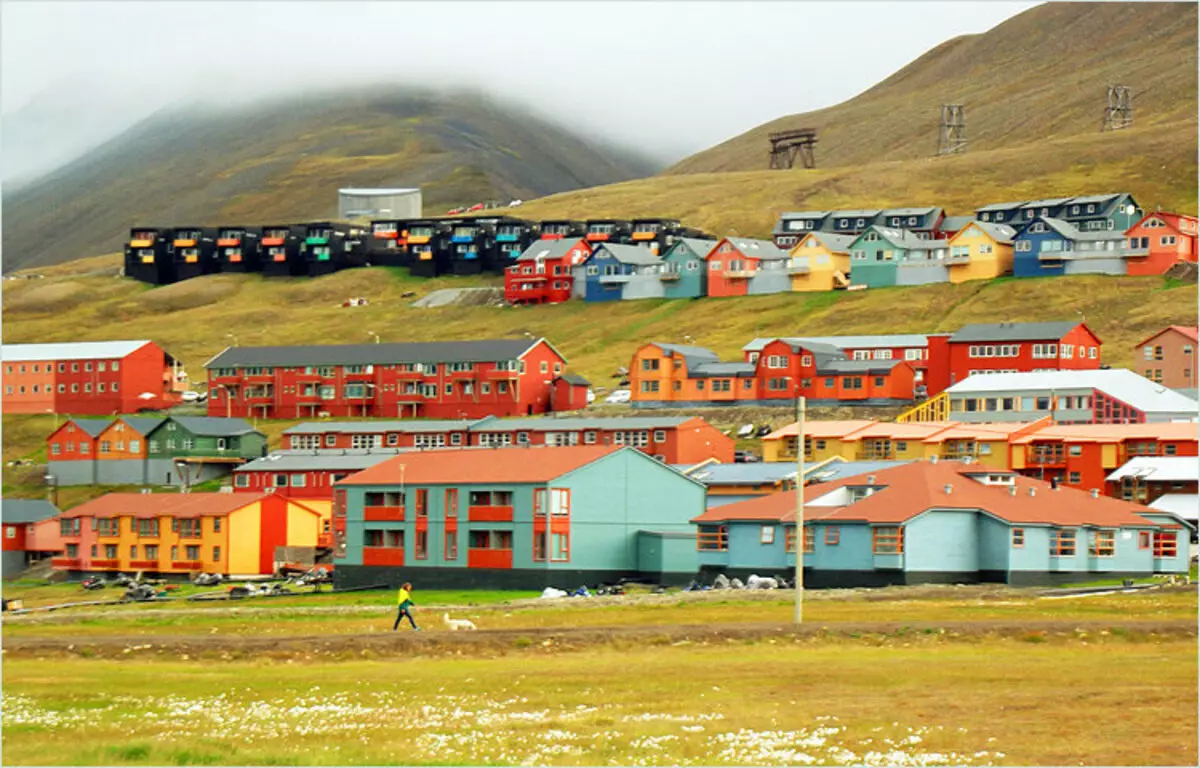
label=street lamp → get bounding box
[43,473,58,508]
[794,396,806,625]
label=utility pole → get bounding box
[794,395,806,624]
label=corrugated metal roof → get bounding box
[1020,198,1074,210]
[1026,216,1120,243]
[237,450,409,472]
[940,215,975,233]
[594,243,662,266]
[339,188,420,195]
[1067,193,1125,205]
[828,209,882,218]
[65,418,115,438]
[880,207,942,219]
[692,362,757,378]
[975,201,1029,213]
[804,460,915,484]
[677,463,798,485]
[1106,457,1199,483]
[862,226,943,250]
[284,420,478,435]
[949,321,1082,343]
[206,339,539,368]
[726,238,788,260]
[968,221,1018,243]
[800,232,857,252]
[165,417,261,437]
[516,239,586,262]
[1149,493,1199,522]
[816,359,903,375]
[665,238,717,259]
[556,373,591,386]
[945,370,1200,415]
[61,492,271,520]
[1,499,61,524]
[120,416,166,436]
[2,340,153,363]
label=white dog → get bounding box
[443,613,477,631]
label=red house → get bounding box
[925,321,1102,396]
[2,499,62,579]
[746,338,917,403]
[504,239,591,305]
[1125,212,1199,276]
[233,450,403,498]
[2,340,186,415]
[704,237,789,298]
[550,374,591,411]
[204,338,576,420]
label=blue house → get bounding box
[1013,216,1129,277]
[572,243,666,302]
[822,210,883,236]
[975,201,1028,227]
[1057,193,1142,234]
[659,238,715,299]
[878,207,945,239]
[1017,198,1075,226]
[692,459,1191,587]
[773,211,831,249]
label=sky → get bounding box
[0,0,1039,180]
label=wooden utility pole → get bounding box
[794,396,806,624]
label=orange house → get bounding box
[630,342,758,405]
[1125,212,1199,276]
[1136,325,1198,389]
[52,493,332,577]
[704,237,790,298]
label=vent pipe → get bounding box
[944,483,953,495]
[867,475,876,484]
[1090,488,1099,499]
[1008,485,1017,497]
[1028,487,1036,497]
[930,455,939,464]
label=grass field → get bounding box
[2,585,1196,766]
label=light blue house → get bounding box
[573,243,666,303]
[692,459,1190,587]
[333,444,707,590]
[848,226,950,288]
[658,238,715,299]
[1012,217,1129,277]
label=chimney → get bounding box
[1090,488,1099,498]
[1008,485,1017,497]
[944,483,953,495]
[1028,487,1036,497]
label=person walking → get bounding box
[393,582,420,631]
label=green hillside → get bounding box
[668,2,1197,174]
[1,88,658,273]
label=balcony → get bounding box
[364,506,405,522]
[243,373,274,384]
[129,238,154,248]
[468,505,514,522]
[659,272,681,281]
[305,237,330,246]
[449,369,477,380]
[90,559,119,569]
[486,368,520,380]
[363,547,405,567]
[173,239,197,248]
[724,269,757,279]
[171,561,204,571]
[944,253,972,264]
[244,390,275,403]
[129,560,159,570]
[217,238,241,247]
[598,273,632,284]
[261,237,286,247]
[631,232,657,241]
[467,548,513,569]
[295,370,323,381]
[344,369,375,381]
[51,558,81,569]
[373,231,399,240]
[857,450,897,461]
[786,260,811,275]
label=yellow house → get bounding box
[945,221,1017,284]
[761,420,877,462]
[787,232,854,292]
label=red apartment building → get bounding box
[924,321,1102,395]
[204,338,578,420]
[504,239,592,305]
[2,340,186,415]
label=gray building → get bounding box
[337,188,422,220]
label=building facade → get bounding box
[1136,326,1198,388]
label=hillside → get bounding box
[1,88,658,273]
[668,2,1198,174]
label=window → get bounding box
[1068,471,1081,484]
[1049,529,1076,557]
[872,526,903,554]
[144,544,159,561]
[213,546,221,562]
[1138,531,1151,550]
[365,530,385,548]
[653,429,667,443]
[415,489,428,517]
[760,525,775,545]
[1153,531,1177,558]
[185,545,200,561]
[470,530,513,550]
[1089,530,1115,557]
[415,530,428,560]
[824,527,840,546]
[641,358,660,372]
[129,545,137,560]
[444,530,458,560]
[1011,528,1024,548]
[213,518,221,533]
[235,474,250,488]
[106,544,118,559]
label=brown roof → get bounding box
[693,461,1170,529]
[61,492,270,519]
[337,445,624,486]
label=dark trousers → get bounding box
[393,606,416,630]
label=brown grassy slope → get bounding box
[481,121,1197,241]
[667,2,1198,174]
[3,257,1194,393]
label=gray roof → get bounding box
[858,225,942,250]
[975,201,1028,213]
[285,420,477,435]
[805,460,915,484]
[816,359,904,375]
[828,210,882,219]
[556,373,591,386]
[665,238,717,260]
[940,215,975,233]
[163,416,261,437]
[743,334,930,352]
[801,232,857,252]
[206,339,539,368]
[593,243,662,266]
[472,415,692,432]
[2,340,155,363]
[725,238,788,261]
[1020,198,1074,210]
[1149,494,1199,523]
[516,239,586,263]
[236,450,408,473]
[967,221,1018,243]
[691,361,757,378]
[1,499,61,524]
[675,463,798,486]
[654,343,721,373]
[944,370,1200,415]
[949,321,1082,343]
[1026,216,1119,243]
[122,416,166,436]
[779,210,831,220]
[67,418,115,438]
[1067,193,1127,206]
[880,207,942,219]
[1175,388,1199,402]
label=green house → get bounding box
[848,226,950,288]
[145,416,267,486]
[659,238,716,299]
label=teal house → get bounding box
[848,226,950,288]
[693,459,1191,587]
[659,238,716,299]
[145,416,267,485]
[332,444,706,589]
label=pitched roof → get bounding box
[692,361,758,378]
[284,420,479,435]
[939,215,975,233]
[665,238,717,259]
[1135,325,1199,347]
[743,334,930,353]
[652,343,721,373]
[336,444,625,485]
[949,321,1083,343]
[945,370,1200,416]
[960,221,1018,243]
[593,243,662,266]
[817,359,905,375]
[796,232,857,252]
[164,416,260,437]
[975,201,1029,213]
[1149,494,1199,523]
[879,207,942,219]
[237,450,409,472]
[62,418,114,439]
[2,499,61,524]
[828,209,881,219]
[555,373,592,387]
[1022,216,1119,243]
[804,460,916,484]
[471,415,690,431]
[724,238,788,261]
[1010,421,1199,445]
[2,340,154,363]
[764,420,879,440]
[693,460,1170,528]
[205,339,542,368]
[61,492,270,520]
[1106,457,1199,483]
[118,416,166,436]
[516,239,588,263]
[1067,193,1128,206]
[676,462,798,486]
[1020,198,1074,210]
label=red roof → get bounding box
[693,461,1170,529]
[61,492,271,519]
[1134,325,1199,348]
[337,445,624,486]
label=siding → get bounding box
[905,510,978,573]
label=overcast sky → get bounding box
[1,0,1039,173]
